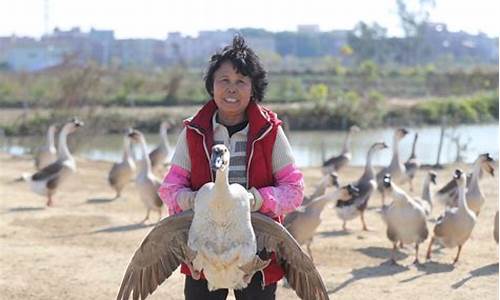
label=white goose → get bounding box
[322,125,360,174]
[27,118,83,206]
[426,169,476,264]
[435,153,495,216]
[148,121,172,172]
[117,144,329,300]
[382,174,429,264]
[284,184,359,260]
[34,124,58,170]
[128,130,163,223]
[108,129,136,199]
[376,128,409,206]
[335,142,387,231]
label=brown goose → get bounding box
[284,184,359,260]
[335,142,388,231]
[117,144,329,300]
[128,130,163,223]
[108,129,136,199]
[34,124,58,170]
[301,172,339,207]
[322,125,360,174]
[382,174,429,264]
[435,153,495,215]
[27,118,83,206]
[426,169,476,264]
[375,128,409,206]
[148,121,172,172]
[404,133,420,192]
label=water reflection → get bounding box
[1,124,498,168]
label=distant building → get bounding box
[5,44,68,71]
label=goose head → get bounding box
[372,142,388,152]
[62,117,84,134]
[211,144,230,172]
[428,171,437,185]
[337,184,360,200]
[478,153,496,176]
[329,172,340,188]
[395,128,409,140]
[160,121,170,135]
[127,129,146,144]
[453,168,466,188]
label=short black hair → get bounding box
[204,35,268,102]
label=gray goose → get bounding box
[382,174,429,264]
[322,125,360,174]
[117,144,329,300]
[284,184,359,260]
[375,128,409,206]
[335,142,388,231]
[404,133,420,192]
[34,124,58,170]
[413,171,437,218]
[435,153,495,215]
[301,172,339,207]
[128,130,163,223]
[27,118,83,206]
[148,121,172,172]
[108,129,136,199]
[426,169,476,264]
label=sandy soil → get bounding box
[0,152,498,300]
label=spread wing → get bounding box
[435,177,458,206]
[251,213,329,300]
[116,211,195,300]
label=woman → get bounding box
[158,35,304,300]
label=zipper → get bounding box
[187,124,213,182]
[246,124,272,188]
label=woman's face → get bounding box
[213,61,252,124]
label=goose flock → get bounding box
[14,121,498,299]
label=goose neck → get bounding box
[421,176,432,201]
[47,126,56,148]
[138,139,152,174]
[57,127,72,161]
[341,131,352,153]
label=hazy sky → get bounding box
[1,0,498,39]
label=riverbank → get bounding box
[0,152,498,299]
[0,91,497,136]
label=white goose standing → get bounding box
[375,128,409,206]
[117,144,329,300]
[27,118,83,206]
[34,123,58,170]
[426,169,476,264]
[108,129,136,199]
[128,129,163,223]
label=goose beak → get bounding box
[430,174,437,184]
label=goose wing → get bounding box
[435,177,458,206]
[322,154,347,170]
[32,161,64,181]
[251,213,329,300]
[116,211,195,300]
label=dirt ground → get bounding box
[0,152,498,300]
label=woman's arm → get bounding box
[251,127,304,217]
[157,128,196,215]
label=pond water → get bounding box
[1,123,498,168]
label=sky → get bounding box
[0,0,498,39]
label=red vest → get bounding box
[182,100,285,285]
